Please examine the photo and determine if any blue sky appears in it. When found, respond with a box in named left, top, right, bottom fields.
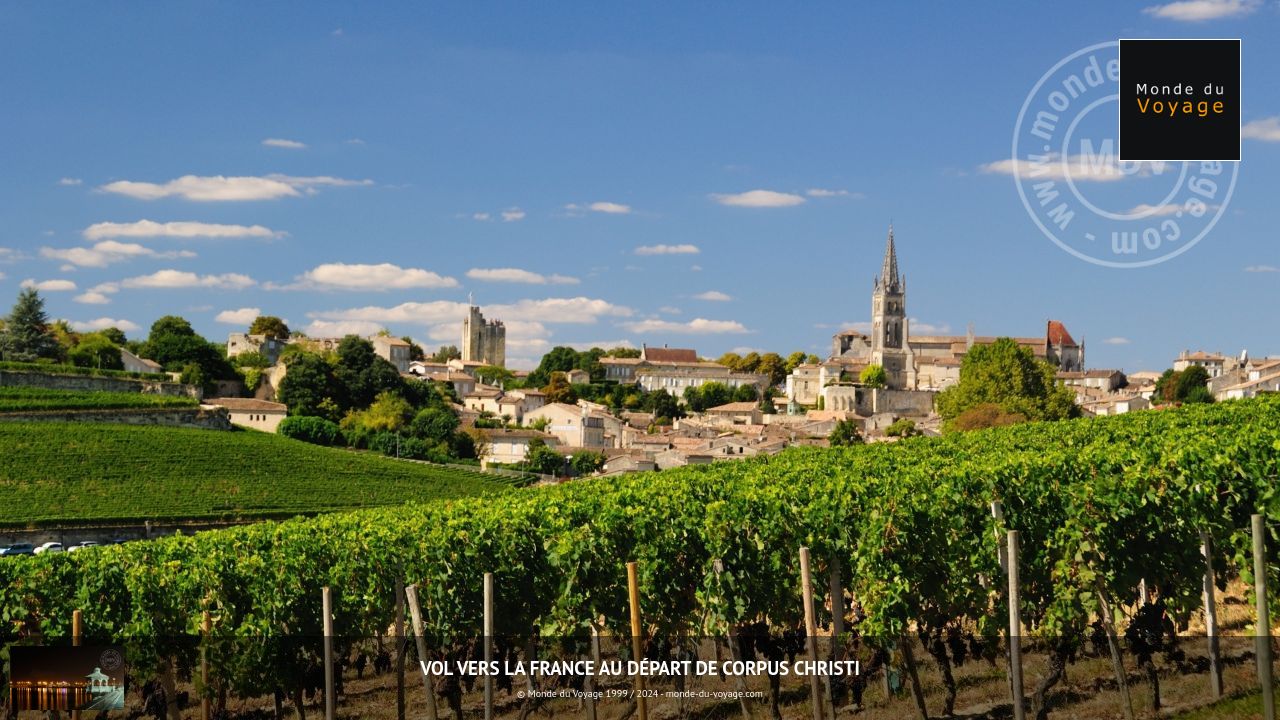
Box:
left=1, top=1, right=1276, bottom=370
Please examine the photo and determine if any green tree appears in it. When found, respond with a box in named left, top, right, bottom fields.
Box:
left=1175, top=365, right=1213, bottom=403
left=860, top=364, right=887, bottom=389
left=528, top=346, right=579, bottom=387
left=570, top=450, right=606, bottom=476
left=278, top=352, right=344, bottom=420
left=0, top=288, right=60, bottom=362
left=99, top=327, right=128, bottom=346
left=67, top=332, right=124, bottom=370
left=785, top=351, right=808, bottom=374
left=757, top=352, right=787, bottom=386
left=230, top=350, right=270, bottom=369
left=401, top=336, right=425, bottom=362
left=410, top=406, right=460, bottom=443
left=248, top=315, right=290, bottom=339
left=543, top=371, right=578, bottom=404
left=949, top=403, right=1027, bottom=431
left=335, top=335, right=404, bottom=408
left=354, top=391, right=415, bottom=432
left=684, top=381, right=732, bottom=412
left=428, top=345, right=461, bottom=363
left=732, top=384, right=759, bottom=402
left=142, top=315, right=236, bottom=388
left=645, top=389, right=685, bottom=422
left=935, top=338, right=1079, bottom=431
left=828, top=418, right=864, bottom=446
left=524, top=438, right=564, bottom=475
left=475, top=365, right=515, bottom=386
left=884, top=418, right=920, bottom=437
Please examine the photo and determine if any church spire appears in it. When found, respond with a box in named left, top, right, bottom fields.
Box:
left=878, top=224, right=901, bottom=292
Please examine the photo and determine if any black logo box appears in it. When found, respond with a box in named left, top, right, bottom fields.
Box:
left=1119, top=39, right=1240, bottom=162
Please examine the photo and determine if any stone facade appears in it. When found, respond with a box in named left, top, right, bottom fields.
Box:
left=461, top=304, right=506, bottom=367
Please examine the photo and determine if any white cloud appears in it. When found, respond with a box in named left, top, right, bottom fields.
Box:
left=472, top=212, right=492, bottom=221
left=466, top=268, right=579, bottom=285
left=621, top=318, right=749, bottom=335
left=310, top=297, right=632, bottom=327
left=635, top=244, right=700, bottom=256
left=589, top=201, right=632, bottom=214
left=694, top=290, right=733, bottom=302
left=303, top=319, right=385, bottom=337
left=122, top=270, right=255, bottom=290
left=69, top=317, right=140, bottom=332
left=501, top=207, right=526, bottom=222
left=99, top=174, right=372, bottom=201
left=345, top=138, right=366, bottom=145
left=1143, top=0, right=1259, bottom=21
left=0, top=247, right=25, bottom=263
left=980, top=154, right=1171, bottom=183
left=59, top=177, right=82, bottom=186
left=1103, top=337, right=1132, bottom=345
left=658, top=306, right=681, bottom=315
left=20, top=278, right=76, bottom=292
left=1242, top=117, right=1280, bottom=142
left=1127, top=202, right=1221, bottom=217
left=566, top=339, right=635, bottom=351
left=711, top=189, right=806, bottom=208
left=84, top=220, right=282, bottom=241
left=41, top=241, right=197, bottom=268
left=262, top=138, right=307, bottom=149
left=1245, top=265, right=1279, bottom=273
left=215, top=307, right=263, bottom=325
left=806, top=188, right=864, bottom=199
left=73, top=291, right=111, bottom=305
left=0, top=271, right=5, bottom=280
left=279, top=263, right=459, bottom=291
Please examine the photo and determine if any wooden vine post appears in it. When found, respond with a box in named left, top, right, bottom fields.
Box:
left=626, top=561, right=649, bottom=720
left=484, top=572, right=495, bottom=720
left=395, top=581, right=407, bottom=720
left=323, top=586, right=335, bottom=720
left=1093, top=581, right=1135, bottom=720
left=1201, top=531, right=1222, bottom=699
left=826, top=557, right=841, bottom=719
left=1006, top=530, right=1025, bottom=720
left=404, top=584, right=440, bottom=720
left=798, top=547, right=824, bottom=720
left=1254, top=514, right=1275, bottom=720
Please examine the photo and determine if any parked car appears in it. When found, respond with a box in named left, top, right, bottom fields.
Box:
left=68, top=541, right=100, bottom=553
left=0, top=543, right=35, bottom=556
left=33, top=542, right=64, bottom=554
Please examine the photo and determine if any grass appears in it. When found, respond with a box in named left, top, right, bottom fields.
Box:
left=0, top=422, right=512, bottom=527
left=1170, top=690, right=1263, bottom=719
left=0, top=360, right=167, bottom=380
left=0, top=386, right=198, bottom=412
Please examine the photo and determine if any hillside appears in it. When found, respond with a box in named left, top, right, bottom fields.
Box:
left=0, top=386, right=198, bottom=412
left=0, top=422, right=512, bottom=527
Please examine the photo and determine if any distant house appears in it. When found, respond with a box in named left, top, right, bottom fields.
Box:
left=478, top=428, right=559, bottom=466
left=372, top=336, right=412, bottom=373
left=208, top=397, right=288, bottom=432
left=227, top=333, right=288, bottom=365
left=1057, top=369, right=1126, bottom=392
left=119, top=348, right=163, bottom=374
left=565, top=368, right=591, bottom=385
left=1173, top=350, right=1233, bottom=378
left=704, top=401, right=763, bottom=426
left=600, top=344, right=768, bottom=393
left=524, top=403, right=609, bottom=448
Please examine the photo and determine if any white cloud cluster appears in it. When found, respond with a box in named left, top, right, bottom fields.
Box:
left=1103, top=337, right=1132, bottom=345
left=70, top=317, right=140, bottom=332
left=262, top=138, right=307, bottom=149
left=83, top=220, right=282, bottom=241
left=278, top=263, right=459, bottom=291
left=694, top=290, right=732, bottom=301
left=1143, top=0, right=1258, bottom=21
left=59, top=177, right=83, bottom=186
left=501, top=207, right=526, bottom=222
left=1245, top=265, right=1279, bottom=273
left=589, top=201, right=632, bottom=214
left=41, top=241, right=197, bottom=268
left=466, top=268, right=579, bottom=285
left=980, top=154, right=1170, bottom=183
left=805, top=188, right=864, bottom=199
left=122, top=270, right=256, bottom=290
left=1242, top=117, right=1280, bottom=142
left=215, top=307, right=263, bottom=325
left=711, top=189, right=806, bottom=207
left=621, top=318, right=749, bottom=335
left=635, top=244, right=700, bottom=256
left=309, top=297, right=631, bottom=327
left=20, top=278, right=77, bottom=292
left=99, top=174, right=372, bottom=201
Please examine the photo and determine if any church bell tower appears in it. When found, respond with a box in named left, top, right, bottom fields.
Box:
left=869, top=225, right=913, bottom=389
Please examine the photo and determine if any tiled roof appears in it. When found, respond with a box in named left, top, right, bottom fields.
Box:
left=1047, top=320, right=1076, bottom=347
left=208, top=397, right=287, bottom=412
left=641, top=346, right=699, bottom=363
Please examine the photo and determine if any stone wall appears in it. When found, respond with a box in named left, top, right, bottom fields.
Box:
left=0, top=369, right=200, bottom=398
left=869, top=388, right=936, bottom=416
left=0, top=518, right=261, bottom=548
left=0, top=405, right=231, bottom=430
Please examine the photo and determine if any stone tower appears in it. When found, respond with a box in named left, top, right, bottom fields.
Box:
left=869, top=225, right=914, bottom=390
left=461, top=304, right=506, bottom=367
